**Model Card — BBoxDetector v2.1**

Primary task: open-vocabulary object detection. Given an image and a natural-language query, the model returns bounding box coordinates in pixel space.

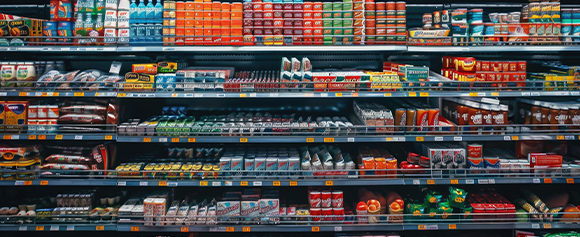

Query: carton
[217,201,240,223]
[240,200,260,224]
[259,198,280,224]
[5,101,28,131]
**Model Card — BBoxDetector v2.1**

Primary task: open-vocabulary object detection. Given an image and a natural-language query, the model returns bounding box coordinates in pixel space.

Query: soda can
[322,208,333,221]
[309,191,321,207]
[310,208,321,222]
[333,207,345,222]
[321,191,332,208]
[38,106,49,118]
[331,191,343,208]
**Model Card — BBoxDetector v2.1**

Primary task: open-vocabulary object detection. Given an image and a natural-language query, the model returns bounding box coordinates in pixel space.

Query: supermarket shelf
[0,222,576,232]
[0,177,576,187]
[116,45,409,52]
[118,91,579,98]
[115,134,579,143]
[407,45,580,52]
[4,45,580,53]
[0,134,116,141]
[0,224,117,232]
[0,91,117,97]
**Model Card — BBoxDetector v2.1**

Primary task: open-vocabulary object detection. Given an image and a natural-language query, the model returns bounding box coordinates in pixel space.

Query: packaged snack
[448,187,467,208]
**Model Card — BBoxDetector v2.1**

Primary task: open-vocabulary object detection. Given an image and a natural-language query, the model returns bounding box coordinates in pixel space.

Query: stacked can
[273,1,284,45]
[332,1,344,45]
[243,1,253,45]
[174,1,184,45]
[262,1,274,45]
[353,0,364,44]
[293,1,304,45]
[309,190,344,222]
[313,2,324,45]
[252,1,263,45]
[376,2,386,43]
[343,0,354,45]
[395,1,405,42]
[322,2,333,45]
[28,105,59,134]
[303,2,314,44]
[163,1,176,46]
[365,0,375,44]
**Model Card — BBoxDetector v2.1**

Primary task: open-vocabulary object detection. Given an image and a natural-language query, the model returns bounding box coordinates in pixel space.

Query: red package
[528,153,562,167]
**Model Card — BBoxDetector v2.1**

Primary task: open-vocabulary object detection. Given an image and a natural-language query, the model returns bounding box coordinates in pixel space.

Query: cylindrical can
[309,191,321,207]
[468,144,483,158]
[396,1,405,11]
[322,207,333,221]
[356,201,368,224]
[332,191,343,208]
[310,208,321,222]
[386,2,395,11]
[333,207,345,221]
[321,191,332,208]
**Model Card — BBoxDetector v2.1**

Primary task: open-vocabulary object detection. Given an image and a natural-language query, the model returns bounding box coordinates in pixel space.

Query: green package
[405,203,425,220]
[461,206,473,220]
[437,202,454,219]
[424,190,443,207]
[449,187,467,209]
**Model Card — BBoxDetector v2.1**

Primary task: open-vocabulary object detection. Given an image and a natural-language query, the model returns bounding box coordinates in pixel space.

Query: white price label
[66,225,74,231]
[531,223,540,229]
[565,135,575,140]
[139,181,148,186]
[320,93,328,97]
[61,47,71,51]
[50,225,59,231]
[488,179,495,184]
[217,94,226,97]
[11,135,19,140]
[413,180,420,185]
[269,93,279,97]
[453,136,463,141]
[334,226,342,232]
[521,92,531,96]
[212,181,221,186]
[117,181,127,186]
[503,136,511,141]
[252,181,262,186]
[434,136,443,141]
[533,178,541,184]
[0,92,6,96]
[74,135,83,140]
[478,179,489,184]
[224,181,233,186]
[465,179,475,184]
[194,94,203,97]
[571,91,580,96]
[249,93,257,97]
[15,181,24,185]
[159,138,168,142]
[35,92,42,96]
[347,137,355,142]
[19,226,27,231]
[168,182,178,187]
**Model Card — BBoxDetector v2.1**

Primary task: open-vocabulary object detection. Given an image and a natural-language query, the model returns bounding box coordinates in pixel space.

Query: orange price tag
[449,224,456,230]
[240,138,248,143]
[105,135,113,140]
[566,178,574,184]
[28,135,37,140]
[324,137,334,143]
[143,137,152,142]
[55,135,63,140]
[158,181,167,186]
[242,227,251,232]
[427,180,435,185]
[180,227,189,232]
[408,92,417,97]
[38,135,46,140]
[188,138,196,143]
[273,181,281,186]
[240,181,248,186]
[3,135,11,140]
[450,179,459,184]
[171,138,180,142]
[240,93,247,97]
[544,178,552,184]
[557,135,565,140]
[74,92,85,97]
[335,93,343,97]
[351,93,358,97]
[418,225,426,230]
[96,226,104,231]
[19,92,27,96]
[199,181,208,186]
[306,138,314,143]
[416,136,424,142]
[289,181,298,186]
[543,223,552,229]
[118,93,127,97]
[419,92,429,97]
[226,227,235,232]
[325,180,334,186]
[130,226,139,232]
[24,181,32,185]
[384,93,392,97]
[511,136,519,140]
[312,226,320,232]
[40,180,48,185]
[386,137,394,141]
[36,226,45,231]
[491,92,499,96]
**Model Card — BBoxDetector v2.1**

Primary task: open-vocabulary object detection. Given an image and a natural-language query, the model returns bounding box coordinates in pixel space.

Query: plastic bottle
[85,0,95,12]
[146,0,155,20]
[137,0,146,20]
[75,13,86,36]
[154,0,163,20]
[127,0,136,18]
[95,0,106,13]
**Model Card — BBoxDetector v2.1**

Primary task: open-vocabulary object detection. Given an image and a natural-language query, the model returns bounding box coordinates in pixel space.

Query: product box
[259,198,280,223]
[4,101,28,131]
[124,73,155,90]
[240,200,260,223]
[132,64,158,74]
[216,201,240,223]
[528,153,562,168]
[158,62,178,73]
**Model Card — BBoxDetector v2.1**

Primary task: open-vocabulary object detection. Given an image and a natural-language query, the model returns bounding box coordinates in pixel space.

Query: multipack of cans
[441,56,527,88]
[308,189,344,222]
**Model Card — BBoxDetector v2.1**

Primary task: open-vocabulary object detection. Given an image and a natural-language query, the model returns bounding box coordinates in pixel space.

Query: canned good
[310,208,321,221]
[321,191,332,208]
[468,144,483,158]
[309,191,321,207]
[332,191,343,208]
